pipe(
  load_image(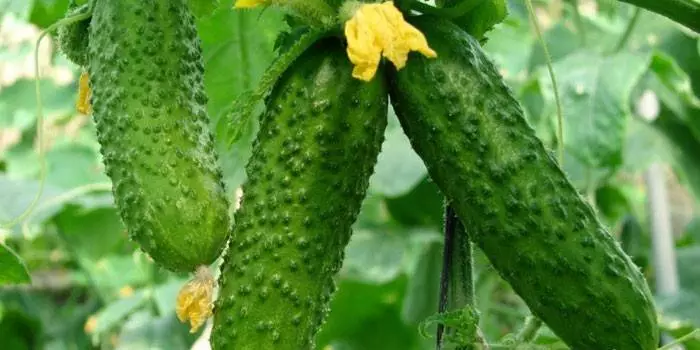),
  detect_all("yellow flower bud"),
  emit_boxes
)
[77,70,91,115]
